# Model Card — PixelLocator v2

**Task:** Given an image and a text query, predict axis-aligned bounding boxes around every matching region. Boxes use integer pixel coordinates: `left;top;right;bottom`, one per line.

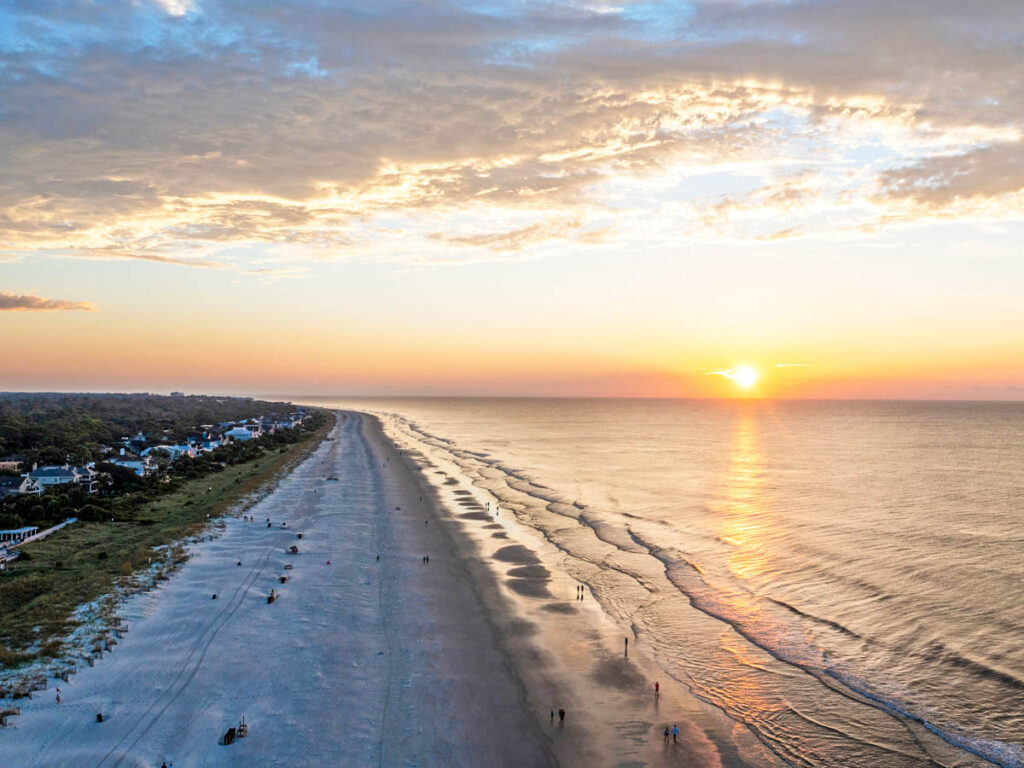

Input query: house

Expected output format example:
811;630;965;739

75;464;99;494
25;465;98;492
224;426;256;442
0;526;39;544
186;431;222;451
0;454;27;471
108;449;156;477
142;444;195;461
0;475;43;497
29;465;79;488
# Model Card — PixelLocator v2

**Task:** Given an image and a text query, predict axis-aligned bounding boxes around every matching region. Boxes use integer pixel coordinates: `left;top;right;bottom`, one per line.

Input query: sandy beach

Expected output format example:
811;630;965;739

2;411;773;767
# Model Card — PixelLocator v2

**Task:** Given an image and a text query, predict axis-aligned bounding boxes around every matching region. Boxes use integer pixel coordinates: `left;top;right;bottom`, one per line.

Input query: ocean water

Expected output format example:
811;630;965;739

296;397;1024;767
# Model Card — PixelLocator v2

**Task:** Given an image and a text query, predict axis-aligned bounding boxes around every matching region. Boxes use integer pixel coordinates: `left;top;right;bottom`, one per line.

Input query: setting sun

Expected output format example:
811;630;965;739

732;365;759;389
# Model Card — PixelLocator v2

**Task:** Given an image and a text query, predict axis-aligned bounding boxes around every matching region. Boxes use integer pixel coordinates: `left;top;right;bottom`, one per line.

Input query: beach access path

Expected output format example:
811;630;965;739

1;412;553;767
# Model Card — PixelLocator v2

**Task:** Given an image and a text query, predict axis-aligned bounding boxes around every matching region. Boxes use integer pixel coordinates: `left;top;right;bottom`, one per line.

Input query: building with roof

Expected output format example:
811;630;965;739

25;464;99;492
0;475;43;497
108;449;156;477
142;444;195;461
0;526;39;544
186;431;222;451
75;464;99;494
29;465;79;488
0;454;28;471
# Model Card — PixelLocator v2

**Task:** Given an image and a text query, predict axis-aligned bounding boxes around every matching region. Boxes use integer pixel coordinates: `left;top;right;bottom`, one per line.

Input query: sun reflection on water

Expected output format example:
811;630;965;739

721;407;771;581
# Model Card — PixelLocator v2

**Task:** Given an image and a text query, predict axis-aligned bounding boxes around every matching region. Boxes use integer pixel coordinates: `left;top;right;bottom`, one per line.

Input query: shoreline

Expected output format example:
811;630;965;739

370;411;777;768
1;409;770;766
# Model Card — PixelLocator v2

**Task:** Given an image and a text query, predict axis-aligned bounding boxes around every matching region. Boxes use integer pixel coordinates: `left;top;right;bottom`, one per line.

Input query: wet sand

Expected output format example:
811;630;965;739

380;413;783;768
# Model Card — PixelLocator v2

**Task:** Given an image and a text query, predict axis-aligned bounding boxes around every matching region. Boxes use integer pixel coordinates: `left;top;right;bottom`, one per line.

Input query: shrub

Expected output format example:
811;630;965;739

39;639;62;658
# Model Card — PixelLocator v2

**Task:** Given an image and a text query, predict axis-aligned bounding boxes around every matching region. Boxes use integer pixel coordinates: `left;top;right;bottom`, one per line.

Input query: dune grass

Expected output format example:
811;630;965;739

0;422;329;666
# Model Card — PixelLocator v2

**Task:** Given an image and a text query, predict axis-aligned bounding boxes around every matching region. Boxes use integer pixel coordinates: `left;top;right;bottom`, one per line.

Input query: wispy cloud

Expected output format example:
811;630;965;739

429;218;586;252
0;292;96;312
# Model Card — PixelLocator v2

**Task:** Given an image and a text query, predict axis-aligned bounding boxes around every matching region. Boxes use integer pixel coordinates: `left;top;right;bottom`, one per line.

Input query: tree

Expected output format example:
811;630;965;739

0;512;23;529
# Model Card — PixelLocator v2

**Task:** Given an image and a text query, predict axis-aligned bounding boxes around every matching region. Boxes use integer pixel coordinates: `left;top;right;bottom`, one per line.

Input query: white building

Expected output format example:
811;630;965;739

0;475;43;497
29;465;79;488
26;464;99;492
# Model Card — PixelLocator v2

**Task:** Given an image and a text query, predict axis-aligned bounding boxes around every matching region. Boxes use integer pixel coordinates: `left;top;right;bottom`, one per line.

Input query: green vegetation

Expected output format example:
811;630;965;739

0;392;298;465
0;405;331;668
1;395;330;531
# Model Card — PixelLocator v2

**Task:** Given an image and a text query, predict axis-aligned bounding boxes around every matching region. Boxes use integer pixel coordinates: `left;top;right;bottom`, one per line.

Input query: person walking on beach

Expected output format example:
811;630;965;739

655;681;660;697
664;726;670;742
672;725;678;743
55;687;62;704
624;636;629;656
558;708;565;725
550;709;554;723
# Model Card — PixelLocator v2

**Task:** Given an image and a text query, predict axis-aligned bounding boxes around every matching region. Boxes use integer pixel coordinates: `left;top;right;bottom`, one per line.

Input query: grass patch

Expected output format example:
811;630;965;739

0;420;330;665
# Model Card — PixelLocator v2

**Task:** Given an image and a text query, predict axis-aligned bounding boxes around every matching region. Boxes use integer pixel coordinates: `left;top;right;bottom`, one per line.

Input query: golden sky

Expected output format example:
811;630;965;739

2;1;1022;398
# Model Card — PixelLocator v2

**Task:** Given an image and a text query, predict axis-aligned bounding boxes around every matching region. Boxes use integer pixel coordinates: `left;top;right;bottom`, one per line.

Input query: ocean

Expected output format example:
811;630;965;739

294;397;1024;767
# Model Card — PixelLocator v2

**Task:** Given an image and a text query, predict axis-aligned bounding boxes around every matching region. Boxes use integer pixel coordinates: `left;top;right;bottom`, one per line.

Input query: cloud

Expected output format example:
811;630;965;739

878;141;1024;207
0;292;96;312
152;0;195;16
0;0;1021;267
429;218;586;252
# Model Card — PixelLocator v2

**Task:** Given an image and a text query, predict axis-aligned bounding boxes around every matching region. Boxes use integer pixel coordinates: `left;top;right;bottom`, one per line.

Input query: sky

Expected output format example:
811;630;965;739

1;0;1022;399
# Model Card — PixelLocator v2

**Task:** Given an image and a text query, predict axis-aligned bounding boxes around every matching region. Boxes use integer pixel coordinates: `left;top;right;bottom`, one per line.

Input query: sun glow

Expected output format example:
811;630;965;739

732;365;759;389
708;365;761;392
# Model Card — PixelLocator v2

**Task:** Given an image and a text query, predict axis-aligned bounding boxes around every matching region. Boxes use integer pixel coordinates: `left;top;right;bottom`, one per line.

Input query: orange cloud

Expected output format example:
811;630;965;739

0;292;96;312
